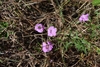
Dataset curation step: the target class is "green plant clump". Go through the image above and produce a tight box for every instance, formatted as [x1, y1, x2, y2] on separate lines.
[0, 22, 8, 38]
[92, 0, 100, 6]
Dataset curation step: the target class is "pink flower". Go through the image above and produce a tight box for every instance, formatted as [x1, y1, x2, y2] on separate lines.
[42, 41, 53, 53]
[47, 26, 57, 37]
[35, 24, 44, 33]
[79, 14, 89, 22]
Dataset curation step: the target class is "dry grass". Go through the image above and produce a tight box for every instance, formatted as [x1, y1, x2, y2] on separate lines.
[0, 0, 100, 67]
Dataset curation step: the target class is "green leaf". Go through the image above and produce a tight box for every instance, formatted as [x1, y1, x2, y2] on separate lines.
[0, 22, 9, 38]
[0, 59, 3, 63]
[92, 0, 100, 6]
[97, 47, 100, 54]
[64, 42, 73, 51]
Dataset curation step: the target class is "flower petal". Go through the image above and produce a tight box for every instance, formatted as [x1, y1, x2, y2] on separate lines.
[47, 26, 57, 37]
[79, 14, 89, 22]
[35, 24, 44, 33]
[42, 41, 53, 53]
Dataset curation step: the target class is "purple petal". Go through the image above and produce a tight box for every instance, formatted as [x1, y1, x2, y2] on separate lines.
[79, 14, 89, 22]
[35, 24, 44, 33]
[42, 41, 53, 53]
[47, 26, 57, 37]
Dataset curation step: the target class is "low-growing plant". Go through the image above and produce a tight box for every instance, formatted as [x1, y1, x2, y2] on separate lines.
[92, 0, 100, 6]
[0, 22, 9, 38]
[64, 33, 91, 54]
[96, 47, 100, 54]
